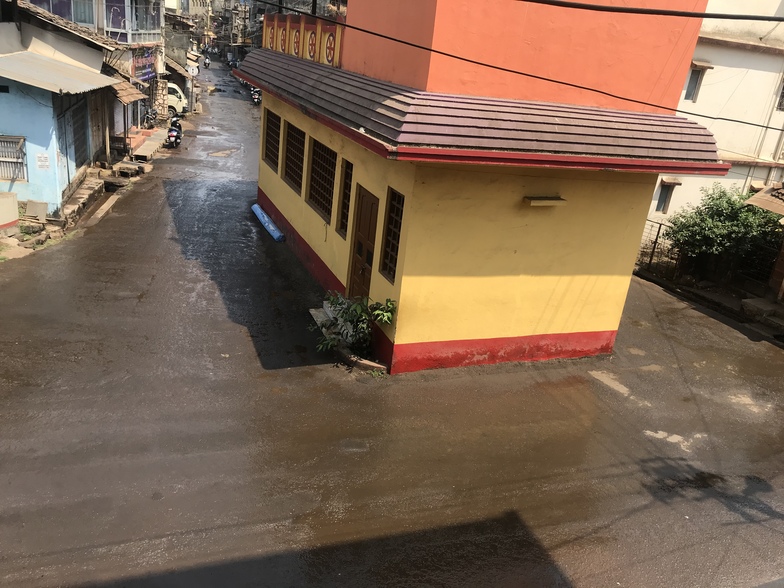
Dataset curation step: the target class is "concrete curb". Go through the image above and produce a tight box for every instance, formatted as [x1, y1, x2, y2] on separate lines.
[81, 193, 123, 228]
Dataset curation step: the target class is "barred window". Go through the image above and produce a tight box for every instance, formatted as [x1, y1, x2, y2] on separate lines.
[0, 136, 27, 181]
[283, 123, 306, 193]
[336, 160, 353, 238]
[263, 110, 281, 170]
[307, 139, 337, 222]
[380, 189, 405, 283]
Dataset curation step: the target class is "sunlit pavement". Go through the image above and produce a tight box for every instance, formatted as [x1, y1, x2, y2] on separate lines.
[0, 64, 783, 588]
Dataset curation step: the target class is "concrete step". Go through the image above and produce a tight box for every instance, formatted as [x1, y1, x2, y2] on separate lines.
[741, 298, 780, 321]
[60, 178, 105, 228]
[132, 129, 168, 162]
[762, 314, 784, 333]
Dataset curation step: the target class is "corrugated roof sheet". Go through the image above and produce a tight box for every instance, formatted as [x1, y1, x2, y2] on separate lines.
[0, 51, 117, 94]
[747, 187, 784, 217]
[165, 56, 191, 79]
[237, 49, 725, 173]
[19, 0, 122, 51]
[110, 77, 147, 104]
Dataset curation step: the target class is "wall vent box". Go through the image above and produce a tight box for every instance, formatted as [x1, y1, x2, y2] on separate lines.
[524, 196, 567, 207]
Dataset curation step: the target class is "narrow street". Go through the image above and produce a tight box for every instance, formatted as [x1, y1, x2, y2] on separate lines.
[0, 64, 783, 587]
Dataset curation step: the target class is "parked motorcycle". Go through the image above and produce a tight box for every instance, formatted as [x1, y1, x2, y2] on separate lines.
[251, 88, 261, 106]
[167, 115, 182, 148]
[143, 107, 158, 129]
[204, 56, 210, 69]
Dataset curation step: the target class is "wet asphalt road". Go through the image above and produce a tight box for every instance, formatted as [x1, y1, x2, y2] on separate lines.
[1, 64, 784, 587]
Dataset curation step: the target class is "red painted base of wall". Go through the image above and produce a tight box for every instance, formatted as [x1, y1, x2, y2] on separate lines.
[0, 219, 18, 231]
[257, 186, 345, 293]
[387, 330, 617, 374]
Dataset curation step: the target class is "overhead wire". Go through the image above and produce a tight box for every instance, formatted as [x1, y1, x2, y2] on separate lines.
[253, 0, 784, 136]
[515, 0, 784, 22]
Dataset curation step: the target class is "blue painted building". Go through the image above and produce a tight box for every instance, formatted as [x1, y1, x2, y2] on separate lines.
[0, 2, 120, 215]
[0, 80, 61, 212]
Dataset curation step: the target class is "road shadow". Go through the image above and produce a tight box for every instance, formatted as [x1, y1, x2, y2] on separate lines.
[76, 511, 572, 588]
[163, 179, 328, 370]
[639, 457, 784, 526]
[634, 272, 784, 350]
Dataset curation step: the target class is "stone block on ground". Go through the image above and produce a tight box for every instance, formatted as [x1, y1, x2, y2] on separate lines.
[19, 232, 48, 248]
[25, 200, 48, 223]
[741, 297, 779, 320]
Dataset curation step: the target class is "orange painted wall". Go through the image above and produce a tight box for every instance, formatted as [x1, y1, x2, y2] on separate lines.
[340, 0, 437, 90]
[342, 0, 708, 112]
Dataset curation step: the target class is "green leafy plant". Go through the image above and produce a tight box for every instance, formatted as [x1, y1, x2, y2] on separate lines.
[663, 183, 783, 279]
[316, 291, 397, 358]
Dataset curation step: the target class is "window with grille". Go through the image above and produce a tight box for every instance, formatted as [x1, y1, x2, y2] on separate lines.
[307, 139, 337, 222]
[336, 160, 353, 238]
[380, 189, 405, 283]
[283, 123, 306, 193]
[0, 136, 27, 181]
[263, 109, 281, 170]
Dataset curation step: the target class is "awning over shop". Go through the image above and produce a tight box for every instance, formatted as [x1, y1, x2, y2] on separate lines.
[747, 186, 784, 220]
[110, 78, 147, 105]
[0, 51, 116, 94]
[165, 56, 192, 79]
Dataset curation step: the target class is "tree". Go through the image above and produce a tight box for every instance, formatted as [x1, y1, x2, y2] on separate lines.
[663, 183, 783, 280]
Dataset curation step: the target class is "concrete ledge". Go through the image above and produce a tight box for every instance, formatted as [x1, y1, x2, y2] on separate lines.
[309, 308, 389, 373]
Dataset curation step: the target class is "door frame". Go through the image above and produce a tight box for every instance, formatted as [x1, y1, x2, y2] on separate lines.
[347, 184, 379, 299]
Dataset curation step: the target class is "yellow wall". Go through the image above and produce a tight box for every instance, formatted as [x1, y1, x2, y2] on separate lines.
[259, 95, 415, 335]
[395, 165, 657, 344]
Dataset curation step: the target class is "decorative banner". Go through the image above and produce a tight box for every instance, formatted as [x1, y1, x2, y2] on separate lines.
[133, 48, 156, 82]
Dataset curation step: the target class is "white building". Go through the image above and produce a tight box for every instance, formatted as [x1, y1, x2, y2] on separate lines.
[648, 0, 784, 220]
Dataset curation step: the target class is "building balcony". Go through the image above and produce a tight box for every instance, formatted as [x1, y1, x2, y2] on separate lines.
[28, 0, 97, 27]
[104, 0, 163, 44]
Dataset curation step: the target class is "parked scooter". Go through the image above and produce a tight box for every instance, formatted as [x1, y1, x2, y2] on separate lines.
[167, 115, 182, 148]
[142, 107, 158, 129]
[251, 88, 261, 106]
[204, 56, 210, 69]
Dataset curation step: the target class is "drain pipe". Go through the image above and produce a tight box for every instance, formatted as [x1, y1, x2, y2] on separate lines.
[251, 203, 284, 242]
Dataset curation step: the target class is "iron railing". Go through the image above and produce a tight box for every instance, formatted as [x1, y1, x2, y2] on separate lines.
[637, 219, 680, 281]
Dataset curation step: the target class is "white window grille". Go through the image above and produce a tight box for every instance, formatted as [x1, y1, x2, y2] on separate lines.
[0, 136, 27, 181]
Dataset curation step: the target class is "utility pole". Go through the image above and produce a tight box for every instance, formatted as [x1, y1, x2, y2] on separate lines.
[311, 0, 316, 15]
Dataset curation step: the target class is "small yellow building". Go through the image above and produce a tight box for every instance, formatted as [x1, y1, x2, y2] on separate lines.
[237, 49, 726, 373]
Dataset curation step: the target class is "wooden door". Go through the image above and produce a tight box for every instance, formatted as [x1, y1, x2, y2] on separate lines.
[348, 186, 379, 299]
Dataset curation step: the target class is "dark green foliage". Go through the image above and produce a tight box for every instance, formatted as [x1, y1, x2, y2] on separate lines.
[663, 184, 783, 280]
[664, 184, 782, 257]
[316, 292, 397, 358]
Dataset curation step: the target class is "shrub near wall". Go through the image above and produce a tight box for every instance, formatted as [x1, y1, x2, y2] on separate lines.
[664, 184, 783, 283]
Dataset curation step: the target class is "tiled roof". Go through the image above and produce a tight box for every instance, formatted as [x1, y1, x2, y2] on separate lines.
[110, 75, 147, 104]
[237, 50, 727, 174]
[19, 0, 122, 50]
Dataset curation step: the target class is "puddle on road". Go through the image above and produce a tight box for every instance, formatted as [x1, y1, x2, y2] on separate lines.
[209, 149, 239, 157]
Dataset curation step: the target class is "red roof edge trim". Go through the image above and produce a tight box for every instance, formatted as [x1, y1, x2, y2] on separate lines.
[392, 147, 732, 175]
[233, 69, 391, 159]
